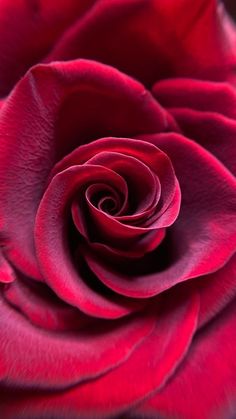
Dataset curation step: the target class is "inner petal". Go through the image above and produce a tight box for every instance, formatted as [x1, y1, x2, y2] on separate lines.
[86, 151, 160, 217]
[86, 183, 128, 216]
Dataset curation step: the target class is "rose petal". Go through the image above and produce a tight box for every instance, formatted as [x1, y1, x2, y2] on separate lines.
[3, 277, 93, 332]
[153, 78, 236, 175]
[0, 60, 169, 280]
[196, 254, 236, 328]
[0, 294, 155, 390]
[35, 165, 143, 318]
[134, 296, 236, 419]
[45, 0, 236, 85]
[0, 0, 96, 95]
[0, 251, 15, 284]
[85, 132, 236, 298]
[0, 288, 199, 418]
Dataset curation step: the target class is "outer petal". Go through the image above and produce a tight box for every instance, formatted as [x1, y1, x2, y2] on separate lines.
[0, 294, 155, 390]
[153, 78, 236, 175]
[133, 296, 236, 419]
[0, 288, 199, 418]
[196, 253, 236, 328]
[0, 0, 96, 95]
[45, 0, 236, 86]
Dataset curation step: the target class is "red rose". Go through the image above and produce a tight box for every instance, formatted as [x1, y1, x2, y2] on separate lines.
[0, 1, 236, 418]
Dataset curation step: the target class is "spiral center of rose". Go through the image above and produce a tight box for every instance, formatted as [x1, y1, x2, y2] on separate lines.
[35, 137, 181, 310]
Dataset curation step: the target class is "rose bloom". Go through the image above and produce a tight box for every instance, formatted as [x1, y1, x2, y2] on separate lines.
[0, 1, 236, 418]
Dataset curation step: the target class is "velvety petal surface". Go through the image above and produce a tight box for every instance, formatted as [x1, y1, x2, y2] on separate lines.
[133, 296, 236, 419]
[0, 59, 169, 281]
[0, 0, 96, 95]
[45, 0, 236, 86]
[0, 288, 199, 418]
[85, 132, 236, 298]
[0, 294, 155, 390]
[153, 78, 236, 175]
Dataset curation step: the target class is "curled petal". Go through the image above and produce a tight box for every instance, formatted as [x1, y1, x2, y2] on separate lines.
[0, 288, 199, 417]
[35, 165, 144, 318]
[134, 296, 236, 419]
[0, 59, 169, 280]
[0, 294, 155, 390]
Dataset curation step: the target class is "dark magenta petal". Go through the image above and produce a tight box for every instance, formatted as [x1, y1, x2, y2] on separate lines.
[82, 228, 166, 260]
[134, 296, 236, 419]
[154, 78, 236, 119]
[0, 252, 15, 283]
[85, 132, 236, 298]
[153, 78, 236, 175]
[85, 151, 159, 216]
[196, 254, 236, 328]
[139, 133, 236, 277]
[0, 289, 199, 417]
[3, 277, 93, 332]
[53, 137, 178, 216]
[35, 165, 142, 318]
[0, 294, 155, 390]
[0, 0, 96, 96]
[45, 0, 236, 85]
[0, 60, 169, 280]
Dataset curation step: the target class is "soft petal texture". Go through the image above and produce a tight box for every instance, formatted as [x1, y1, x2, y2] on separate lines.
[0, 0, 96, 95]
[0, 289, 199, 418]
[0, 59, 170, 281]
[133, 296, 236, 419]
[153, 78, 236, 174]
[44, 0, 236, 87]
[196, 253, 236, 328]
[0, 0, 235, 96]
[35, 164, 146, 318]
[3, 276, 94, 332]
[0, 252, 15, 283]
[0, 294, 155, 390]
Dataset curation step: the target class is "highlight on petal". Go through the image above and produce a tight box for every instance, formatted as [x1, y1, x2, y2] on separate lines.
[35, 164, 146, 318]
[0, 0, 96, 95]
[0, 294, 155, 390]
[85, 132, 236, 298]
[0, 288, 199, 418]
[153, 78, 236, 175]
[0, 251, 15, 283]
[3, 275, 93, 332]
[134, 296, 236, 419]
[45, 0, 236, 85]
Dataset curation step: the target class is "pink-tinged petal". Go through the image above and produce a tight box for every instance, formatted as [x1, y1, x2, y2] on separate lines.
[154, 78, 236, 119]
[197, 254, 236, 328]
[85, 151, 159, 216]
[35, 164, 143, 318]
[3, 277, 94, 332]
[0, 294, 155, 390]
[0, 59, 170, 280]
[0, 0, 96, 95]
[0, 252, 15, 283]
[139, 132, 236, 276]
[82, 228, 166, 261]
[52, 137, 178, 216]
[45, 0, 236, 86]
[134, 296, 236, 419]
[153, 79, 236, 175]
[167, 108, 236, 176]
[84, 132, 236, 299]
[0, 289, 199, 418]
